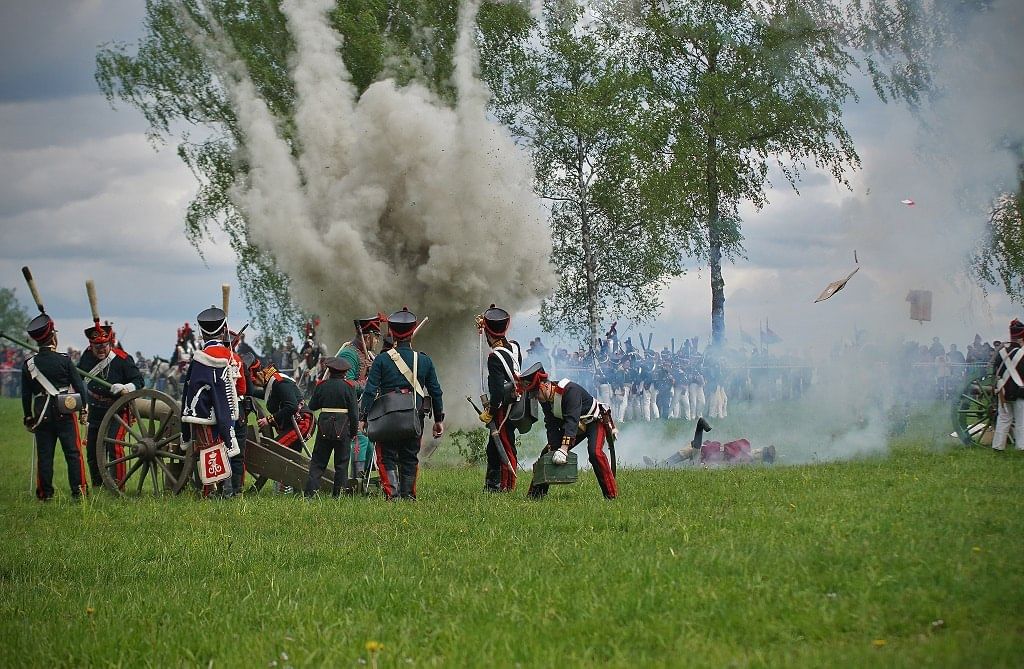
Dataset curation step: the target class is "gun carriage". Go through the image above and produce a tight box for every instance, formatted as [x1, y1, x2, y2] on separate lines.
[950, 369, 1008, 448]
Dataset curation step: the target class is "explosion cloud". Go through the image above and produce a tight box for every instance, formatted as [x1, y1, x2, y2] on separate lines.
[182, 0, 553, 411]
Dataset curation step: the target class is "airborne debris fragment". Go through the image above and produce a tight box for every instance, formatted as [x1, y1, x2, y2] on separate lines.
[815, 267, 860, 303]
[901, 199, 915, 206]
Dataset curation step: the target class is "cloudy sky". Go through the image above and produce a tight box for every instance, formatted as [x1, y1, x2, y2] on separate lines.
[1, 0, 1021, 357]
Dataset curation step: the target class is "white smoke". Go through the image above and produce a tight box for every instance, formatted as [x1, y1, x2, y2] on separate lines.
[181, 0, 553, 418]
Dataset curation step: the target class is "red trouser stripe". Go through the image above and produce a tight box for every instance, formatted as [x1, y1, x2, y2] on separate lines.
[375, 444, 394, 498]
[72, 418, 87, 495]
[498, 420, 517, 490]
[591, 424, 617, 498]
[278, 412, 313, 450]
[114, 418, 127, 488]
[35, 437, 44, 499]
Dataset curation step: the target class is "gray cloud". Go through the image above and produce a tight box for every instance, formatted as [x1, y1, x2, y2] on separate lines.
[0, 0, 145, 102]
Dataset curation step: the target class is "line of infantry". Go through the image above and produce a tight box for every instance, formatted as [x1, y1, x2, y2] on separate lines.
[19, 288, 620, 502]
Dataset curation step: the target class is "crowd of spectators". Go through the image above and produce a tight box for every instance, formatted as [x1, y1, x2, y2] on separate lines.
[0, 330, 1006, 408]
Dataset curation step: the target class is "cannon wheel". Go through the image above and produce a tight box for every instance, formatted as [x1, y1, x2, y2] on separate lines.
[96, 388, 194, 496]
[951, 371, 1009, 447]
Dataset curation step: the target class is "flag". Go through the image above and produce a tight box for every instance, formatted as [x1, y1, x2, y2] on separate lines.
[738, 319, 756, 346]
[763, 321, 782, 345]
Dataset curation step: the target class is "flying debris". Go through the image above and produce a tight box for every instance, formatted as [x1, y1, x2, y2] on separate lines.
[815, 267, 860, 303]
[900, 199, 915, 206]
[906, 289, 933, 322]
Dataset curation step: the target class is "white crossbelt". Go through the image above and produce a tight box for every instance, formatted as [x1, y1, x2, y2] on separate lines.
[321, 408, 349, 413]
[996, 346, 1024, 392]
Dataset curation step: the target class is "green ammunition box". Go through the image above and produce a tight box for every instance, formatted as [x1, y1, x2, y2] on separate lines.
[531, 451, 578, 485]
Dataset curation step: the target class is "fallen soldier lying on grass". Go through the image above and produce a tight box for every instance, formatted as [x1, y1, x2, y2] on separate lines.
[642, 417, 777, 467]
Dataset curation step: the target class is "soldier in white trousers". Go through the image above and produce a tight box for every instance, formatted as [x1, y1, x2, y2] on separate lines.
[992, 318, 1024, 452]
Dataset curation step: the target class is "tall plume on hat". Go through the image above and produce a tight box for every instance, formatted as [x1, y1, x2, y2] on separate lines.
[84, 280, 115, 344]
[21, 266, 56, 344]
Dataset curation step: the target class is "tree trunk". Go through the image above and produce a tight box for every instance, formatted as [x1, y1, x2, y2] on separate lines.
[578, 137, 600, 353]
[706, 50, 725, 348]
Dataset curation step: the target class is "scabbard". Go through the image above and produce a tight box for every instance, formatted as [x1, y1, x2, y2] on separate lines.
[488, 421, 512, 468]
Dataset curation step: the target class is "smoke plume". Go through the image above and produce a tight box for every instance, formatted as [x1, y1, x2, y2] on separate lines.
[184, 0, 552, 417]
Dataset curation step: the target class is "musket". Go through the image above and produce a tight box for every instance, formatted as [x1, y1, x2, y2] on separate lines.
[1, 332, 112, 389]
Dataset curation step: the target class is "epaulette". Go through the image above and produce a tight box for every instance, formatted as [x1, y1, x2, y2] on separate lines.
[344, 379, 355, 388]
[113, 348, 128, 360]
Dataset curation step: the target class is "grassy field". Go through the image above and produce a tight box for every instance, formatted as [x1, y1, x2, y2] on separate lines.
[0, 397, 1022, 668]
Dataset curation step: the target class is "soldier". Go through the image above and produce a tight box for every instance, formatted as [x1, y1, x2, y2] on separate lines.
[336, 314, 386, 484]
[78, 318, 145, 489]
[992, 318, 1024, 452]
[520, 363, 618, 500]
[305, 357, 359, 497]
[644, 417, 775, 467]
[359, 308, 444, 501]
[180, 307, 243, 493]
[249, 357, 313, 454]
[22, 314, 88, 501]
[476, 305, 522, 492]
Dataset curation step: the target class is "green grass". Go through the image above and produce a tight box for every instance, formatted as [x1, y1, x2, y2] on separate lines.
[0, 397, 1022, 667]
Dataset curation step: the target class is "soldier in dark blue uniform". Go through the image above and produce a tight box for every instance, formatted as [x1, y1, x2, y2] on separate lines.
[360, 308, 444, 500]
[21, 315, 88, 500]
[305, 357, 359, 497]
[78, 319, 145, 488]
[519, 363, 618, 500]
[475, 305, 523, 492]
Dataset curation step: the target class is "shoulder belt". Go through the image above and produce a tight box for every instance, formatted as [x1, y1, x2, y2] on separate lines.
[26, 357, 68, 397]
[386, 349, 424, 397]
[490, 344, 521, 380]
[88, 350, 116, 377]
[996, 346, 1024, 391]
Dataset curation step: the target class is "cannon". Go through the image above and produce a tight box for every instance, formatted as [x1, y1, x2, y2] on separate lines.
[95, 387, 372, 497]
[950, 369, 1009, 448]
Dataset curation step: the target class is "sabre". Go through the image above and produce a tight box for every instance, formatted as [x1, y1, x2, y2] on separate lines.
[410, 316, 430, 339]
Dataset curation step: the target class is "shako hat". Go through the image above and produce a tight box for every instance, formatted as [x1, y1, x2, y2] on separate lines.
[27, 314, 56, 343]
[85, 321, 115, 344]
[388, 307, 417, 340]
[322, 356, 351, 374]
[356, 313, 386, 335]
[197, 307, 227, 338]
[479, 304, 511, 337]
[517, 362, 548, 395]
[1010, 318, 1024, 340]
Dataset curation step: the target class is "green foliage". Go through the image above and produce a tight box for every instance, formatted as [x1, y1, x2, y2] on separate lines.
[0, 287, 30, 335]
[487, 1, 693, 345]
[447, 426, 489, 465]
[0, 398, 1023, 666]
[617, 0, 864, 344]
[970, 167, 1024, 304]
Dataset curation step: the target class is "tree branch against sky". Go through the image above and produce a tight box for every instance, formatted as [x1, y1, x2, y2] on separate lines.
[483, 0, 695, 348]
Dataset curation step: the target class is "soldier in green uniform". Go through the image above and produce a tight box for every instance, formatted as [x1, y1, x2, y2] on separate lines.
[78, 319, 145, 489]
[21, 314, 88, 500]
[360, 308, 444, 500]
[305, 357, 359, 497]
[336, 314, 385, 485]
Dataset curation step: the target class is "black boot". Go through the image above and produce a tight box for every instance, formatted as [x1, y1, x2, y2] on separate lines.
[400, 474, 417, 501]
[383, 469, 400, 500]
